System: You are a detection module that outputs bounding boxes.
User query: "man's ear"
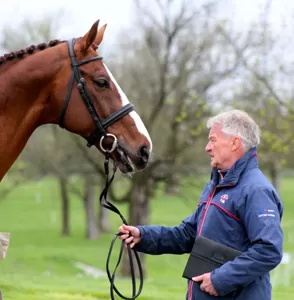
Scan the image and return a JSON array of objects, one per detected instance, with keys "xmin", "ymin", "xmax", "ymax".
[{"xmin": 232, "ymin": 136, "xmax": 242, "ymax": 151}]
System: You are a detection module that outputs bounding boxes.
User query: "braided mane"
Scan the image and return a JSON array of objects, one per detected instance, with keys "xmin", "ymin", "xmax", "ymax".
[{"xmin": 0, "ymin": 39, "xmax": 66, "ymax": 66}]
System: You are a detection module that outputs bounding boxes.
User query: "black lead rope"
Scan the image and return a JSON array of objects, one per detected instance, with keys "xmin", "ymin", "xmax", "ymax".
[{"xmin": 100, "ymin": 152, "xmax": 144, "ymax": 300}]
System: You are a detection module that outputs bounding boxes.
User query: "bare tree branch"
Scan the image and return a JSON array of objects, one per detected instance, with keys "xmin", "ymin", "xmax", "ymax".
[
  {"xmin": 134, "ymin": 0, "xmax": 165, "ymax": 33},
  {"xmin": 67, "ymin": 181, "xmax": 83, "ymax": 198},
  {"xmin": 71, "ymin": 136, "xmax": 105, "ymax": 177},
  {"xmin": 217, "ymin": 24, "xmax": 293, "ymax": 112},
  {"xmin": 0, "ymin": 180, "xmax": 26, "ymax": 200},
  {"xmin": 148, "ymin": 9, "xmax": 201, "ymax": 125}
]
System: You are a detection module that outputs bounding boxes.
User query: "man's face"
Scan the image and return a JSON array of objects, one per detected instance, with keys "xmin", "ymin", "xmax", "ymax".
[{"xmin": 205, "ymin": 125, "xmax": 234, "ymax": 169}]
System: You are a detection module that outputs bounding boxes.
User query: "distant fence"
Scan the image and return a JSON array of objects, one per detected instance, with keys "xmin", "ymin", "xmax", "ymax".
[
  {"xmin": 271, "ymin": 226, "xmax": 294, "ymax": 287},
  {"xmin": 271, "ymin": 252, "xmax": 293, "ymax": 287}
]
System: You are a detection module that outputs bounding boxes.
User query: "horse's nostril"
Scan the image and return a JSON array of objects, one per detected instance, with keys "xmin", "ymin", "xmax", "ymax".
[{"xmin": 139, "ymin": 145, "xmax": 150, "ymax": 162}]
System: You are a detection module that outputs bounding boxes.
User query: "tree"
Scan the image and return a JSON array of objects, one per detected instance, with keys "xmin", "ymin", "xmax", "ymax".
[
  {"xmin": 1, "ymin": 10, "xmax": 66, "ymax": 48},
  {"xmin": 214, "ymin": 3, "xmax": 294, "ymax": 191},
  {"xmin": 102, "ymin": 0, "xmax": 251, "ymax": 277}
]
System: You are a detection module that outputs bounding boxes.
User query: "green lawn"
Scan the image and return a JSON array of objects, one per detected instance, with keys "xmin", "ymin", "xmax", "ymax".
[{"xmin": 0, "ymin": 176, "xmax": 293, "ymax": 299}]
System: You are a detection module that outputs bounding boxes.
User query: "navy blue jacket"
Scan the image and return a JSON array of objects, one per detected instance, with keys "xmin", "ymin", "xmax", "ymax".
[{"xmin": 136, "ymin": 147, "xmax": 284, "ymax": 300}]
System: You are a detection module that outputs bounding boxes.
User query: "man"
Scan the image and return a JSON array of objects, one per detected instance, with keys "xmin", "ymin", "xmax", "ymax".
[{"xmin": 118, "ymin": 110, "xmax": 284, "ymax": 300}]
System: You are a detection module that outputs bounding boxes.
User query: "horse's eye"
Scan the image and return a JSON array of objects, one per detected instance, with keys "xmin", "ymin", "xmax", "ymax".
[{"xmin": 95, "ymin": 79, "xmax": 109, "ymax": 89}]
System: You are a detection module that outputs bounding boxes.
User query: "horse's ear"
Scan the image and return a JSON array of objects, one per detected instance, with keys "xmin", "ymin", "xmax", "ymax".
[
  {"xmin": 81, "ymin": 20, "xmax": 100, "ymax": 51},
  {"xmin": 94, "ymin": 24, "xmax": 107, "ymax": 47}
]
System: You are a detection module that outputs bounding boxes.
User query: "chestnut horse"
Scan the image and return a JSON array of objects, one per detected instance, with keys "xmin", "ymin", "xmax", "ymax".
[{"xmin": 0, "ymin": 20, "xmax": 152, "ymax": 181}]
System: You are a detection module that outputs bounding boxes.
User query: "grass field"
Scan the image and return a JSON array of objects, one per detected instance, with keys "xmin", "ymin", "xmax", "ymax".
[{"xmin": 0, "ymin": 175, "xmax": 293, "ymax": 299}]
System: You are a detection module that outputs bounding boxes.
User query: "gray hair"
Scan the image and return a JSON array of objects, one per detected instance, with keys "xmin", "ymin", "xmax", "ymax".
[{"xmin": 206, "ymin": 110, "xmax": 261, "ymax": 153}]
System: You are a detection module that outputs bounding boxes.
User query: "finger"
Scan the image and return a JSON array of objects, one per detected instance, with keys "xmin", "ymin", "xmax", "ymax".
[
  {"xmin": 118, "ymin": 229, "xmax": 129, "ymax": 235},
  {"xmin": 118, "ymin": 234, "xmax": 129, "ymax": 240},
  {"xmin": 122, "ymin": 224, "xmax": 133, "ymax": 231},
  {"xmin": 125, "ymin": 236, "xmax": 134, "ymax": 245},
  {"xmin": 119, "ymin": 225, "xmax": 129, "ymax": 234},
  {"xmin": 124, "ymin": 241, "xmax": 135, "ymax": 249},
  {"xmin": 207, "ymin": 288, "xmax": 218, "ymax": 296},
  {"xmin": 192, "ymin": 275, "xmax": 203, "ymax": 282}
]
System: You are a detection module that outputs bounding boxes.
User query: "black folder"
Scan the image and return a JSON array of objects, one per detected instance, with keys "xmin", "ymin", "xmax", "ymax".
[{"xmin": 182, "ymin": 236, "xmax": 241, "ymax": 280}]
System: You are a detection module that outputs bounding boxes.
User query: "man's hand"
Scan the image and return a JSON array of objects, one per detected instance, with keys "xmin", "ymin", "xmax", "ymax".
[
  {"xmin": 192, "ymin": 272, "xmax": 219, "ymax": 296},
  {"xmin": 118, "ymin": 224, "xmax": 141, "ymax": 248}
]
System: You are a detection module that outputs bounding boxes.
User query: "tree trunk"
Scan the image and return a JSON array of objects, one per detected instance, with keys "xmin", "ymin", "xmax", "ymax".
[
  {"xmin": 98, "ymin": 206, "xmax": 111, "ymax": 233},
  {"xmin": 97, "ymin": 176, "xmax": 111, "ymax": 233},
  {"xmin": 120, "ymin": 173, "xmax": 153, "ymax": 278},
  {"xmin": 83, "ymin": 175, "xmax": 100, "ymax": 240},
  {"xmin": 269, "ymin": 160, "xmax": 280, "ymax": 193},
  {"xmin": 165, "ymin": 171, "xmax": 180, "ymax": 194},
  {"xmin": 58, "ymin": 176, "xmax": 70, "ymax": 236}
]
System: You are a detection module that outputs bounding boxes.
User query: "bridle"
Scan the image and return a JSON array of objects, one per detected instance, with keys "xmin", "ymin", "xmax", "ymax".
[
  {"xmin": 59, "ymin": 37, "xmax": 134, "ymax": 151},
  {"xmin": 59, "ymin": 38, "xmax": 144, "ymax": 299}
]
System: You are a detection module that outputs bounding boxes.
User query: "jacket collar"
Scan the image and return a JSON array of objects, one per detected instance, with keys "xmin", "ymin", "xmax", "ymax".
[{"xmin": 211, "ymin": 147, "xmax": 258, "ymax": 186}]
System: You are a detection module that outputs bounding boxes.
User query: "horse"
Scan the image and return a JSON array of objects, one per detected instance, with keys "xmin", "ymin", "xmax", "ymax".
[{"xmin": 0, "ymin": 19, "xmax": 152, "ymax": 182}]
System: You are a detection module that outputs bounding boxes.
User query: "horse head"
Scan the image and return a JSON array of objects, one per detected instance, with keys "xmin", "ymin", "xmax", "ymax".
[{"xmin": 48, "ymin": 20, "xmax": 152, "ymax": 173}]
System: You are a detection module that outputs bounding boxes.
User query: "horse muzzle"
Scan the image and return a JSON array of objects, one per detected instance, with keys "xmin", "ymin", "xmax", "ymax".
[{"xmin": 113, "ymin": 144, "xmax": 150, "ymax": 173}]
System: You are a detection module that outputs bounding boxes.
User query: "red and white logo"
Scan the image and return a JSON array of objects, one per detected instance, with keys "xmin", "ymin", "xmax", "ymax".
[{"xmin": 220, "ymin": 194, "xmax": 228, "ymax": 204}]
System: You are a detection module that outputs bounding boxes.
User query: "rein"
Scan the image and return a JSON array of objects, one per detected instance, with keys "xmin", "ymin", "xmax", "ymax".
[
  {"xmin": 100, "ymin": 152, "xmax": 143, "ymax": 300},
  {"xmin": 59, "ymin": 37, "xmax": 144, "ymax": 299}
]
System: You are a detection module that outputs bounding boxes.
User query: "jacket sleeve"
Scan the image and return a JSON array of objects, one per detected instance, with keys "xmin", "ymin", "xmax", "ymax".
[
  {"xmin": 211, "ymin": 187, "xmax": 284, "ymax": 296},
  {"xmin": 134, "ymin": 211, "xmax": 197, "ymax": 255}
]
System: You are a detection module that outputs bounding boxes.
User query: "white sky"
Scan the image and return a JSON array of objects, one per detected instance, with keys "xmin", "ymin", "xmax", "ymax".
[
  {"xmin": 1, "ymin": 0, "xmax": 294, "ymax": 44},
  {"xmin": 0, "ymin": 0, "xmax": 133, "ymax": 42},
  {"xmin": 220, "ymin": 0, "xmax": 294, "ymax": 26}
]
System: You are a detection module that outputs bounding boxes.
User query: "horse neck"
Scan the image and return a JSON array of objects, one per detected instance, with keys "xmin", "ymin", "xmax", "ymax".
[{"xmin": 0, "ymin": 46, "xmax": 66, "ymax": 181}]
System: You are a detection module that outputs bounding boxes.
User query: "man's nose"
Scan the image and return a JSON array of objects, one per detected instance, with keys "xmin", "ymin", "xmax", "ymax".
[{"xmin": 205, "ymin": 143, "xmax": 211, "ymax": 152}]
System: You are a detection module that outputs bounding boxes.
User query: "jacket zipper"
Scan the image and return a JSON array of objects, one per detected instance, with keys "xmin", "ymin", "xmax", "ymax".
[
  {"xmin": 188, "ymin": 183, "xmax": 235, "ymax": 300},
  {"xmin": 197, "ymin": 188, "xmax": 216, "ymax": 236},
  {"xmin": 187, "ymin": 188, "xmax": 216, "ymax": 300}
]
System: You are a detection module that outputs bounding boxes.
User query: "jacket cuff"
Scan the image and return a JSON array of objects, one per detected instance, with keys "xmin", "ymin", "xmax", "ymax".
[
  {"xmin": 133, "ymin": 226, "xmax": 148, "ymax": 252},
  {"xmin": 210, "ymin": 270, "xmax": 229, "ymax": 296}
]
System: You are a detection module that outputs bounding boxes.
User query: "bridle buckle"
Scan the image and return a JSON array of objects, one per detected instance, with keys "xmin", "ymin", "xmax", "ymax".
[{"xmin": 99, "ymin": 133, "xmax": 117, "ymax": 153}]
